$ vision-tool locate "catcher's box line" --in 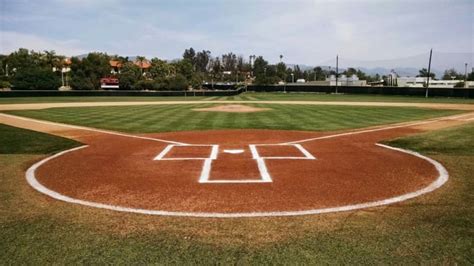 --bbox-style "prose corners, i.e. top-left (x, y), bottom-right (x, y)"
top-left (26, 143), bottom-right (449, 218)
top-left (153, 143), bottom-right (315, 183)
